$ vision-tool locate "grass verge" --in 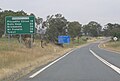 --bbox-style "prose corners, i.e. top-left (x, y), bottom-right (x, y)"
top-left (0, 37), bottom-right (98, 81)
top-left (100, 40), bottom-right (120, 53)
